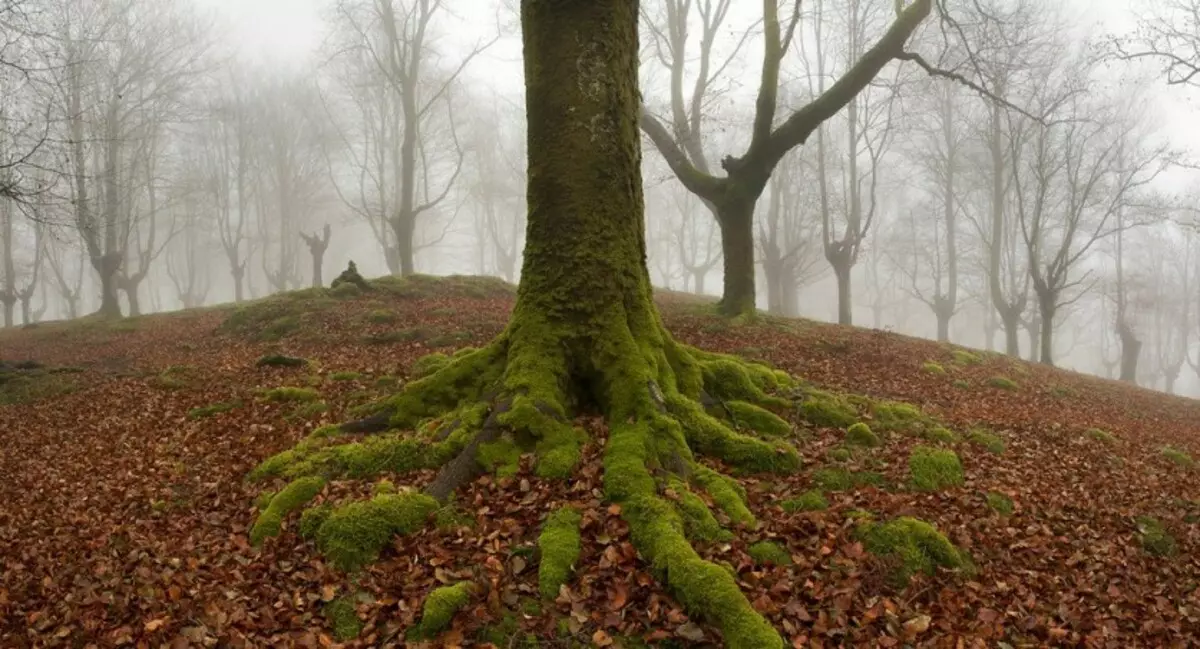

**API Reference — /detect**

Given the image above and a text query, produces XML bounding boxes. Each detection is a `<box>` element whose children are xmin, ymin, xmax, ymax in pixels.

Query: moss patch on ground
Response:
<box><xmin>747</xmin><ymin>540</ymin><xmax>791</xmax><ymax>566</ymax></box>
<box><xmin>188</xmin><ymin>399</ymin><xmax>241</xmax><ymax>420</ymax></box>
<box><xmin>1161</xmin><ymin>446</ymin><xmax>1195</xmax><ymax>469</ymax></box>
<box><xmin>986</xmin><ymin>492</ymin><xmax>1013</xmax><ymax>516</ymax></box>
<box><xmin>966</xmin><ymin>428</ymin><xmax>1006</xmax><ymax>454</ymax></box>
<box><xmin>325</xmin><ymin>596</ymin><xmax>363</xmax><ymax>641</ymax></box>
<box><xmin>845</xmin><ymin>422</ymin><xmax>880</xmax><ymax>447</ymax></box>
<box><xmin>1135</xmin><ymin>516</ymin><xmax>1177</xmax><ymax>556</ymax></box>
<box><xmin>908</xmin><ymin>446</ymin><xmax>964</xmax><ymax>491</ymax></box>
<box><xmin>780</xmin><ymin>490</ymin><xmax>828</xmax><ymax>513</ymax></box>
<box><xmin>415</xmin><ymin>581</ymin><xmax>474</xmax><ymax>638</ymax></box>
<box><xmin>857</xmin><ymin>517</ymin><xmax>969</xmax><ymax>587</ymax></box>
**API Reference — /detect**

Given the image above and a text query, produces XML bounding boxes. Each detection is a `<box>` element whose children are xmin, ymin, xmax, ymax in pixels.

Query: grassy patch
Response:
<box><xmin>0</xmin><ymin>366</ymin><xmax>83</xmax><ymax>405</ymax></box>
<box><xmin>826</xmin><ymin>448</ymin><xmax>852</xmax><ymax>462</ymax></box>
<box><xmin>256</xmin><ymin>354</ymin><xmax>307</xmax><ymax>368</ymax></box>
<box><xmin>921</xmin><ymin>361</ymin><xmax>946</xmax><ymax>375</ymax></box>
<box><xmin>987</xmin><ymin>376</ymin><xmax>1019</xmax><ymax>391</ymax></box>
<box><xmin>260</xmin><ymin>386</ymin><xmax>321</xmax><ymax>403</ymax></box>
<box><xmin>908</xmin><ymin>446</ymin><xmax>964</xmax><ymax>491</ymax></box>
<box><xmin>951</xmin><ymin>379</ymin><xmax>970</xmax><ymax>389</ymax></box>
<box><xmin>1086</xmin><ymin>428</ymin><xmax>1116</xmax><ymax>444</ymax></box>
<box><xmin>330</xmin><ymin>371</ymin><xmax>363</xmax><ymax>381</ymax></box>
<box><xmin>747</xmin><ymin>540</ymin><xmax>791</xmax><ymax>566</ymax></box>
<box><xmin>1135</xmin><ymin>516</ymin><xmax>1176</xmax><ymax>556</ymax></box>
<box><xmin>966</xmin><ymin>428</ymin><xmax>1006</xmax><ymax>454</ymax></box>
<box><xmin>986</xmin><ymin>492</ymin><xmax>1013</xmax><ymax>516</ymax></box>
<box><xmin>812</xmin><ymin>467</ymin><xmax>886</xmax><ymax>491</ymax></box>
<box><xmin>951</xmin><ymin>350</ymin><xmax>982</xmax><ymax>366</ymax></box>
<box><xmin>365</xmin><ymin>309</ymin><xmax>397</xmax><ymax>324</ymax></box>
<box><xmin>921</xmin><ymin>426</ymin><xmax>959</xmax><ymax>444</ymax></box>
<box><xmin>1161</xmin><ymin>446</ymin><xmax>1195</xmax><ymax>469</ymax></box>
<box><xmin>780</xmin><ymin>490</ymin><xmax>828</xmax><ymax>513</ymax></box>
<box><xmin>188</xmin><ymin>400</ymin><xmax>241</xmax><ymax>420</ymax></box>
<box><xmin>289</xmin><ymin>400</ymin><xmax>329</xmax><ymax>420</ymax></box>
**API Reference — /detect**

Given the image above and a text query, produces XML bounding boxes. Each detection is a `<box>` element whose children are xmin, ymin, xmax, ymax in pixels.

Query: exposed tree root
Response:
<box><xmin>250</xmin><ymin>313</ymin><xmax>802</xmax><ymax>647</ymax></box>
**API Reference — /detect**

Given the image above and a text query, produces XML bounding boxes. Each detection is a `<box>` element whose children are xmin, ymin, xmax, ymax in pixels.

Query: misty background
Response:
<box><xmin>0</xmin><ymin>0</ymin><xmax>1198</xmax><ymax>393</ymax></box>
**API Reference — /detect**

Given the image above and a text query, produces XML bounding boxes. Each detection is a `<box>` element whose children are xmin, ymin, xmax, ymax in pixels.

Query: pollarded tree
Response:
<box><xmin>641</xmin><ymin>0</ymin><xmax>934</xmax><ymax>316</ymax></box>
<box><xmin>255</xmin><ymin>2</ymin><xmax>810</xmax><ymax>646</ymax></box>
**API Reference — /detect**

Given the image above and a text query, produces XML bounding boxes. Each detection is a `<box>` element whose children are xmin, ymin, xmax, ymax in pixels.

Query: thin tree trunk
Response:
<box><xmin>715</xmin><ymin>198</ymin><xmax>756</xmax><ymax>317</ymax></box>
<box><xmin>833</xmin><ymin>259</ymin><xmax>852</xmax><ymax>325</ymax></box>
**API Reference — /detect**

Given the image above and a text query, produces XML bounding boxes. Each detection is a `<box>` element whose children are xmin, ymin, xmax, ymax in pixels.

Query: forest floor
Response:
<box><xmin>0</xmin><ymin>274</ymin><xmax>1198</xmax><ymax>648</ymax></box>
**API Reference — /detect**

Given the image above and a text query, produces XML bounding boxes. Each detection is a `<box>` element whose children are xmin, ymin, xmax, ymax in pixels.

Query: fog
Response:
<box><xmin>0</xmin><ymin>0</ymin><xmax>1198</xmax><ymax>394</ymax></box>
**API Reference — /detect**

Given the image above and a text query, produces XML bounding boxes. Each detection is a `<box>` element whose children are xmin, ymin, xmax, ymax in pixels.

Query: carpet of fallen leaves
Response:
<box><xmin>1</xmin><ymin>282</ymin><xmax>1198</xmax><ymax>648</ymax></box>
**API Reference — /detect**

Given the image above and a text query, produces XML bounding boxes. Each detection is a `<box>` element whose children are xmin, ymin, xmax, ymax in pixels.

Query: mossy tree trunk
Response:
<box><xmin>272</xmin><ymin>3</ymin><xmax>802</xmax><ymax>645</ymax></box>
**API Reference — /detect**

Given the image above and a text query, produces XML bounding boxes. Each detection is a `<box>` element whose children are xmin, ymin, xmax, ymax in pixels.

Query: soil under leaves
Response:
<box><xmin>1</xmin><ymin>276</ymin><xmax>1198</xmax><ymax>648</ymax></box>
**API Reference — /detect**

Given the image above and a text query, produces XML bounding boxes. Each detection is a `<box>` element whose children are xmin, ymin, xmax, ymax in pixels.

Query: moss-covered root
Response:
<box><xmin>537</xmin><ymin>506</ymin><xmax>582</xmax><ymax>598</ymax></box>
<box><xmin>606</xmin><ymin>420</ymin><xmax>783</xmax><ymax>649</ymax></box>
<box><xmin>250</xmin><ymin>476</ymin><xmax>326</xmax><ymax>546</ymax></box>
<box><xmin>416</xmin><ymin>581</ymin><xmax>475</xmax><ymax>638</ymax></box>
<box><xmin>314</xmin><ymin>492</ymin><xmax>438</xmax><ymax>571</ymax></box>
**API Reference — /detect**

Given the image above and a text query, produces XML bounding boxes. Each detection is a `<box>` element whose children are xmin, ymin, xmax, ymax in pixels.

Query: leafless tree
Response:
<box><xmin>1112</xmin><ymin>0</ymin><xmax>1200</xmax><ymax>87</ymax></box>
<box><xmin>322</xmin><ymin>0</ymin><xmax>489</xmax><ymax>276</ymax></box>
<box><xmin>301</xmin><ymin>224</ymin><xmax>332</xmax><ymax>288</ymax></box>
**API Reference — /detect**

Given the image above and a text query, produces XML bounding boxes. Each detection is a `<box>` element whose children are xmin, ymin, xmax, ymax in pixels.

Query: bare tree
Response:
<box><xmin>301</xmin><ymin>224</ymin><xmax>332</xmax><ymax>288</ymax></box>
<box><xmin>757</xmin><ymin>150</ymin><xmax>824</xmax><ymax>316</ymax></box>
<box><xmin>1113</xmin><ymin>0</ymin><xmax>1200</xmax><ymax>87</ymax></box>
<box><xmin>641</xmin><ymin>0</ymin><xmax>939</xmax><ymax>316</ymax></box>
<box><xmin>322</xmin><ymin>0</ymin><xmax>487</xmax><ymax>276</ymax></box>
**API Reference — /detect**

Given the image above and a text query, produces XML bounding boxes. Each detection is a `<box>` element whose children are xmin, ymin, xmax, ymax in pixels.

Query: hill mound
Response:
<box><xmin>0</xmin><ymin>275</ymin><xmax>1196</xmax><ymax>647</ymax></box>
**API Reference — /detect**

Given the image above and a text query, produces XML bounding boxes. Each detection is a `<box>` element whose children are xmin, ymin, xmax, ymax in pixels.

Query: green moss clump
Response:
<box><xmin>435</xmin><ymin>505</ymin><xmax>475</xmax><ymax>530</ymax></box>
<box><xmin>922</xmin><ymin>426</ymin><xmax>959</xmax><ymax>444</ymax></box>
<box><xmin>315</xmin><ymin>492</ymin><xmax>438</xmax><ymax>571</ymax></box>
<box><xmin>325</xmin><ymin>597</ymin><xmax>363</xmax><ymax>641</ymax></box>
<box><xmin>1086</xmin><ymin>428</ymin><xmax>1116</xmax><ymax>444</ymax></box>
<box><xmin>857</xmin><ymin>517</ymin><xmax>969</xmax><ymax>587</ymax></box>
<box><xmin>986</xmin><ymin>492</ymin><xmax>1013</xmax><ymax>516</ymax></box>
<box><xmin>366</xmin><ymin>309</ymin><xmax>397</xmax><ymax>324</ymax></box>
<box><xmin>478</xmin><ymin>437</ymin><xmax>522</xmax><ymax>478</ymax></box>
<box><xmin>724</xmin><ymin>400</ymin><xmax>791</xmax><ymax>437</ymax></box>
<box><xmin>250</xmin><ymin>476</ymin><xmax>326</xmax><ymax>545</ymax></box>
<box><xmin>845</xmin><ymin>422</ymin><xmax>880</xmax><ymax>447</ymax></box>
<box><xmin>299</xmin><ymin>503</ymin><xmax>333</xmax><ymax>539</ymax></box>
<box><xmin>416</xmin><ymin>582</ymin><xmax>474</xmax><ymax>638</ymax></box>
<box><xmin>256</xmin><ymin>354</ymin><xmax>307</xmax><ymax>368</ymax></box>
<box><xmin>411</xmin><ymin>352</ymin><xmax>452</xmax><ymax>379</ymax></box>
<box><xmin>826</xmin><ymin>447</ymin><xmax>852</xmax><ymax>462</ymax></box>
<box><xmin>780</xmin><ymin>490</ymin><xmax>827</xmax><ymax>513</ymax></box>
<box><xmin>798</xmin><ymin>391</ymin><xmax>858</xmax><ymax>429</ymax></box>
<box><xmin>951</xmin><ymin>379</ymin><xmax>970</xmax><ymax>389</ymax></box>
<box><xmin>747</xmin><ymin>540</ymin><xmax>791</xmax><ymax>566</ymax></box>
<box><xmin>987</xmin><ymin>376</ymin><xmax>1019</xmax><ymax>391</ymax></box>
<box><xmin>870</xmin><ymin>400</ymin><xmax>928</xmax><ymax>434</ymax></box>
<box><xmin>922</xmin><ymin>361</ymin><xmax>946</xmax><ymax>375</ymax></box>
<box><xmin>330</xmin><ymin>371</ymin><xmax>363</xmax><ymax>381</ymax></box>
<box><xmin>1135</xmin><ymin>516</ymin><xmax>1177</xmax><ymax>556</ymax></box>
<box><xmin>254</xmin><ymin>490</ymin><xmax>275</xmax><ymax>511</ymax></box>
<box><xmin>260</xmin><ymin>386</ymin><xmax>321</xmax><ymax>402</ymax></box>
<box><xmin>966</xmin><ymin>429</ymin><xmax>1005</xmax><ymax>454</ymax></box>
<box><xmin>373</xmin><ymin>479</ymin><xmax>396</xmax><ymax>495</ymax></box>
<box><xmin>1161</xmin><ymin>446</ymin><xmax>1195</xmax><ymax>469</ymax></box>
<box><xmin>908</xmin><ymin>446</ymin><xmax>964</xmax><ymax>491</ymax></box>
<box><xmin>330</xmin><ymin>282</ymin><xmax>361</xmax><ymax>299</ymax></box>
<box><xmin>289</xmin><ymin>400</ymin><xmax>329</xmax><ymax>420</ymax></box>
<box><xmin>537</xmin><ymin>507</ymin><xmax>583</xmax><ymax>598</ymax></box>
<box><xmin>188</xmin><ymin>400</ymin><xmax>241</xmax><ymax>420</ymax></box>
<box><xmin>951</xmin><ymin>350</ymin><xmax>982</xmax><ymax>365</ymax></box>
<box><xmin>813</xmin><ymin>467</ymin><xmax>853</xmax><ymax>491</ymax></box>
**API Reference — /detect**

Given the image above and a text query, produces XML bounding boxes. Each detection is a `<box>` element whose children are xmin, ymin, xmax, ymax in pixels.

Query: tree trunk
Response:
<box><xmin>762</xmin><ymin>259</ymin><xmax>782</xmax><ymax>315</ymax></box>
<box><xmin>1118</xmin><ymin>320</ymin><xmax>1140</xmax><ymax>383</ymax></box>
<box><xmin>1038</xmin><ymin>298</ymin><xmax>1054</xmax><ymax>365</ymax></box>
<box><xmin>311</xmin><ymin>252</ymin><xmax>324</xmax><ymax>288</ymax></box>
<box><xmin>394</xmin><ymin>216</ymin><xmax>416</xmax><ymax>277</ymax></box>
<box><xmin>121</xmin><ymin>277</ymin><xmax>143</xmax><ymax>318</ymax></box>
<box><xmin>693</xmin><ymin>270</ymin><xmax>705</xmax><ymax>296</ymax></box>
<box><xmin>715</xmin><ymin>198</ymin><xmax>755</xmax><ymax>317</ymax></box>
<box><xmin>999</xmin><ymin>310</ymin><xmax>1020</xmax><ymax>357</ymax></box>
<box><xmin>274</xmin><ymin>4</ymin><xmax>794</xmax><ymax>646</ymax></box>
<box><xmin>232</xmin><ymin>266</ymin><xmax>245</xmax><ymax>303</ymax></box>
<box><xmin>935</xmin><ymin>310</ymin><xmax>950</xmax><ymax>343</ymax></box>
<box><xmin>1</xmin><ymin>300</ymin><xmax>12</xmax><ymax>328</ymax></box>
<box><xmin>19</xmin><ymin>296</ymin><xmax>30</xmax><ymax>325</ymax></box>
<box><xmin>832</xmin><ymin>259</ymin><xmax>852</xmax><ymax>326</ymax></box>
<box><xmin>93</xmin><ymin>253</ymin><xmax>122</xmax><ymax>318</ymax></box>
